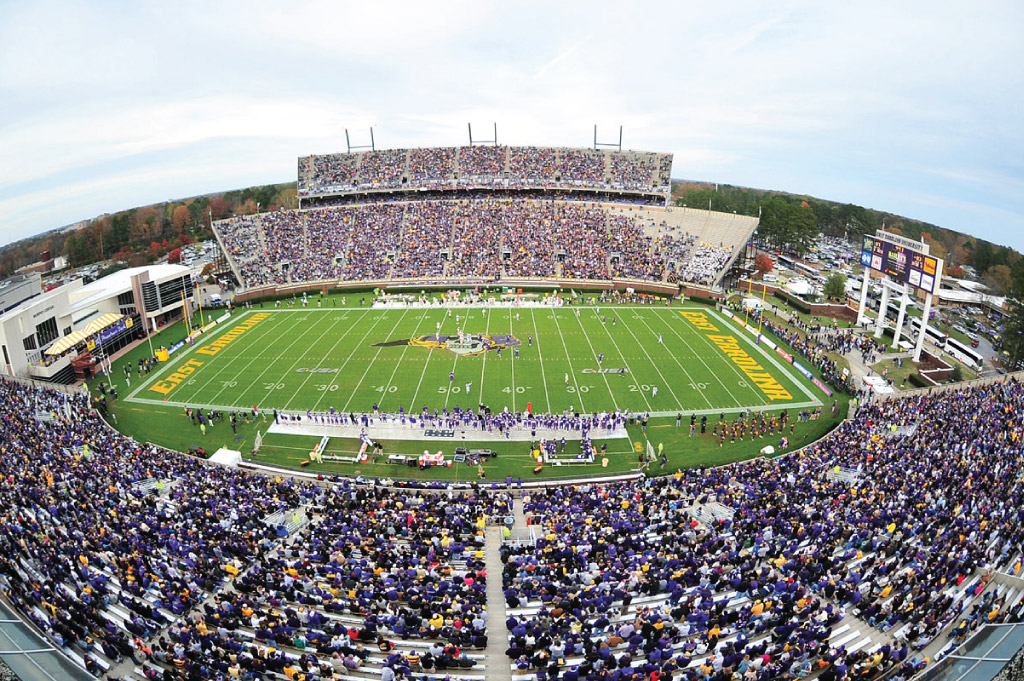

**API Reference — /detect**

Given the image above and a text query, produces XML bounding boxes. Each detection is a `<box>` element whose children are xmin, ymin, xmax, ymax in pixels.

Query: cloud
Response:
<box><xmin>0</xmin><ymin>0</ymin><xmax>1022</xmax><ymax>253</ymax></box>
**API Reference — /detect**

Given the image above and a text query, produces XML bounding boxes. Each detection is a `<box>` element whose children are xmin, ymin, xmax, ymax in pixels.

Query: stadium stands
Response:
<box><xmin>0</xmin><ymin>376</ymin><xmax>504</xmax><ymax>681</ymax></box>
<box><xmin>215</xmin><ymin>201</ymin><xmax>756</xmax><ymax>290</ymax></box>
<box><xmin>297</xmin><ymin>146</ymin><xmax>673</xmax><ymax>201</ymax></box>
<box><xmin>500</xmin><ymin>379</ymin><xmax>1024</xmax><ymax>680</ymax></box>
<box><xmin>3</xmin><ymin>370</ymin><xmax>1024</xmax><ymax>679</ymax></box>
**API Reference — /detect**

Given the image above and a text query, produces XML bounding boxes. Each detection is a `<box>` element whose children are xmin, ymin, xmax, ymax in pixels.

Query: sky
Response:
<box><xmin>1</xmin><ymin>0</ymin><xmax>1023</xmax><ymax>253</ymax></box>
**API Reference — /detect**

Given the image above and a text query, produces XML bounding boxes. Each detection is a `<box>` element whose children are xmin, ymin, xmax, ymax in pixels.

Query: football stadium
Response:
<box><xmin>1</xmin><ymin>142</ymin><xmax>1023</xmax><ymax>681</ymax></box>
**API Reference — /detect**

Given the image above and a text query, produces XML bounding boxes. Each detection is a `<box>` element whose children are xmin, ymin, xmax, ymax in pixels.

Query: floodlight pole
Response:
<box><xmin>345</xmin><ymin>128</ymin><xmax>376</xmax><ymax>153</ymax></box>
<box><xmin>467</xmin><ymin>123</ymin><xmax>498</xmax><ymax>146</ymax></box>
<box><xmin>594</xmin><ymin>125</ymin><xmax>624</xmax><ymax>151</ymax></box>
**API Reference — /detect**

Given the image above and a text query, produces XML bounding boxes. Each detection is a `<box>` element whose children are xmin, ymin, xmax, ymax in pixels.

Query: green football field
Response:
<box><xmin>125</xmin><ymin>305</ymin><xmax>821</xmax><ymax>417</ymax></box>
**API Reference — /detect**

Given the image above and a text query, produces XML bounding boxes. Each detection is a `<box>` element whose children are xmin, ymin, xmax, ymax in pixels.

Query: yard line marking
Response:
<box><xmin>530</xmin><ymin>307</ymin><xmax>552</xmax><ymax>412</ymax></box>
<box><xmin>255</xmin><ymin>310</ymin><xmax>359</xmax><ymax>408</ymax></box>
<box><xmin>281</xmin><ymin>309</ymin><xmax>370</xmax><ymax>410</ymax></box>
<box><xmin>177</xmin><ymin>310</ymin><xmax>294</xmax><ymax>400</ymax></box>
<box><xmin>508</xmin><ymin>308</ymin><xmax>516</xmax><ymax>412</ymax></box>
<box><xmin>630</xmin><ymin>310</ymin><xmax>714</xmax><ymax>408</ymax></box>
<box><xmin>311</xmin><ymin>311</ymin><xmax>392</xmax><ymax>411</ymax></box>
<box><xmin>551</xmin><ymin>309</ymin><xmax>587</xmax><ymax>412</ymax></box>
<box><xmin>478</xmin><ymin>306</ymin><xmax>493</xmax><ymax>405</ymax></box>
<box><xmin>229</xmin><ymin>315</ymin><xmax>328</xmax><ymax>405</ymax></box>
<box><xmin>409</xmin><ymin>310</ymin><xmax>445</xmax><ymax>409</ymax></box>
<box><xmin>657</xmin><ymin>310</ymin><xmax>763</xmax><ymax>406</ymax></box>
<box><xmin>617</xmin><ymin>310</ymin><xmax>687</xmax><ymax>410</ymax></box>
<box><xmin>204</xmin><ymin>312</ymin><xmax>303</xmax><ymax>405</ymax></box>
<box><xmin>651</xmin><ymin>310</ymin><xmax>746</xmax><ymax>406</ymax></box>
<box><xmin>580</xmin><ymin>309</ymin><xmax>645</xmax><ymax>411</ymax></box>
<box><xmin>342</xmin><ymin>309</ymin><xmax>411</xmax><ymax>412</ymax></box>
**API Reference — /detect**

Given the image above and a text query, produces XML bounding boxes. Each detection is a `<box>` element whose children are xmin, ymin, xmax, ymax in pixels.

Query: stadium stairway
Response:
<box><xmin>485</xmin><ymin>520</ymin><xmax>512</xmax><ymax>681</ymax></box>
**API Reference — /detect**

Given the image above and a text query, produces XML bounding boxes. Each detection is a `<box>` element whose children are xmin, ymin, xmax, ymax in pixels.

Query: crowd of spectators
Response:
<box><xmin>558</xmin><ymin>149</ymin><xmax>606</xmax><ymax>186</ymax></box>
<box><xmin>218</xmin><ymin>201</ymin><xmax>735</xmax><ymax>288</ymax></box>
<box><xmin>745</xmin><ymin>308</ymin><xmax>867</xmax><ymax>393</ymax></box>
<box><xmin>608</xmin><ymin>152</ymin><xmax>659</xmax><ymax>191</ymax></box>
<box><xmin>358</xmin><ymin>149</ymin><xmax>408</xmax><ymax>190</ymax></box>
<box><xmin>0</xmin><ymin>378</ymin><xmax>311</xmax><ymax>676</ymax></box>
<box><xmin>457</xmin><ymin>145</ymin><xmax>506</xmax><ymax>180</ymax></box>
<box><xmin>678</xmin><ymin>243</ymin><xmax>734</xmax><ymax>286</ymax></box>
<box><xmin>2</xmin><ymin>355</ymin><xmax>1024</xmax><ymax>681</ymax></box>
<box><xmin>408</xmin><ymin>147</ymin><xmax>456</xmax><ymax>185</ymax></box>
<box><xmin>500</xmin><ymin>378</ymin><xmax>1024</xmax><ymax>681</ymax></box>
<box><xmin>298</xmin><ymin>154</ymin><xmax>359</xmax><ymax>196</ymax></box>
<box><xmin>0</xmin><ymin>376</ymin><xmax>510</xmax><ymax>681</ymax></box>
<box><xmin>296</xmin><ymin>146</ymin><xmax>672</xmax><ymax>197</ymax></box>
<box><xmin>296</xmin><ymin>405</ymin><xmax>631</xmax><ymax>439</ymax></box>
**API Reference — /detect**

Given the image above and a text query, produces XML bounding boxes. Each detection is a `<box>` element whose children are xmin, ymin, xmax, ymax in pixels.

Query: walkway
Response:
<box><xmin>485</xmin><ymin>522</ymin><xmax>511</xmax><ymax>680</ymax></box>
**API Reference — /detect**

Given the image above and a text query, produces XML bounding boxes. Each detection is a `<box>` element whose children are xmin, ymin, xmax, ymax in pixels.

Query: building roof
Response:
<box><xmin>70</xmin><ymin>264</ymin><xmax>190</xmax><ymax>309</ymax></box>
<box><xmin>937</xmin><ymin>288</ymin><xmax>1005</xmax><ymax>307</ymax></box>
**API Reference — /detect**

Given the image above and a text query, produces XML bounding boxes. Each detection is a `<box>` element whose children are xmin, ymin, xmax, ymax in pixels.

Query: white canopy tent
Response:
<box><xmin>208</xmin><ymin>448</ymin><xmax>242</xmax><ymax>468</ymax></box>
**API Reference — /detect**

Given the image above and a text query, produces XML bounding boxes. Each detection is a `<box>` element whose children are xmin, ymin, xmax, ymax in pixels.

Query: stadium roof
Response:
<box><xmin>0</xmin><ymin>599</ymin><xmax>93</xmax><ymax>681</ymax></box>
<box><xmin>924</xmin><ymin>623</ymin><xmax>1024</xmax><ymax>681</ymax></box>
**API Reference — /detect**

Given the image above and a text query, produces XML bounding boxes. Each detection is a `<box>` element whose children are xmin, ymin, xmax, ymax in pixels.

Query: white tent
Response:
<box><xmin>209</xmin><ymin>448</ymin><xmax>242</xmax><ymax>468</ymax></box>
<box><xmin>742</xmin><ymin>297</ymin><xmax>764</xmax><ymax>310</ymax></box>
<box><xmin>785</xmin><ymin>278</ymin><xmax>816</xmax><ymax>296</ymax></box>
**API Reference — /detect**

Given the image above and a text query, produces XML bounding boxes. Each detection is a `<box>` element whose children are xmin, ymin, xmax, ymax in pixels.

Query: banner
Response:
<box><xmin>758</xmin><ymin>336</ymin><xmax>777</xmax><ymax>350</ymax></box>
<box><xmin>792</xmin><ymin>360</ymin><xmax>813</xmax><ymax>379</ymax></box>
<box><xmin>775</xmin><ymin>347</ymin><xmax>794</xmax><ymax>363</ymax></box>
<box><xmin>98</xmin><ymin>319</ymin><xmax>128</xmax><ymax>344</ymax></box>
<box><xmin>811</xmin><ymin>377</ymin><xmax>834</xmax><ymax>397</ymax></box>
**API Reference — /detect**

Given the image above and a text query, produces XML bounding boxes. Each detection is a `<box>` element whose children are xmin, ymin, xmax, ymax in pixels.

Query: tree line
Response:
<box><xmin>0</xmin><ymin>183</ymin><xmax>297</xmax><ymax>279</ymax></box>
<box><xmin>672</xmin><ymin>182</ymin><xmax>1024</xmax><ymax>297</ymax></box>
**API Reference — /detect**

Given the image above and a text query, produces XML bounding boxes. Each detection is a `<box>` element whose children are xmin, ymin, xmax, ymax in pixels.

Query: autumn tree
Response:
<box><xmin>985</xmin><ymin>264</ymin><xmax>1013</xmax><ymax>295</ymax></box>
<box><xmin>209</xmin><ymin>197</ymin><xmax>232</xmax><ymax>220</ymax></box>
<box><xmin>755</xmin><ymin>253</ymin><xmax>774</xmax><ymax>275</ymax></box>
<box><xmin>172</xmin><ymin>205</ymin><xmax>191</xmax><ymax>232</ymax></box>
<box><xmin>920</xmin><ymin>232</ymin><xmax>948</xmax><ymax>262</ymax></box>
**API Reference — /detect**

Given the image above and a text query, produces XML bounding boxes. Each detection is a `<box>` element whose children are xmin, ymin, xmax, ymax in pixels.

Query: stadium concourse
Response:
<box><xmin>2</xmin><ymin>368</ymin><xmax>1024</xmax><ymax>681</ymax></box>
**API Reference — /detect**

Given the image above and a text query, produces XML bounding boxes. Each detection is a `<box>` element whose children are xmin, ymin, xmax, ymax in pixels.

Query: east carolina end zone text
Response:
<box><xmin>679</xmin><ymin>310</ymin><xmax>793</xmax><ymax>401</ymax></box>
<box><xmin>148</xmin><ymin>313</ymin><xmax>272</xmax><ymax>395</ymax></box>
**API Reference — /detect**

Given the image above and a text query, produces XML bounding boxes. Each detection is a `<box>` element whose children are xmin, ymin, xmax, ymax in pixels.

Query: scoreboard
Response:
<box><xmin>861</xmin><ymin>235</ymin><xmax>939</xmax><ymax>293</ymax></box>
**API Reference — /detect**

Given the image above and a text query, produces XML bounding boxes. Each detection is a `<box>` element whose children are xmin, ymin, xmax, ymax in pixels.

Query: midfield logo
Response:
<box><xmin>373</xmin><ymin>333</ymin><xmax>522</xmax><ymax>357</ymax></box>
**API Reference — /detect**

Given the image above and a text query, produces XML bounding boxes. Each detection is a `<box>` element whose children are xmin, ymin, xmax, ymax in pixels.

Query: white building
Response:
<box><xmin>0</xmin><ymin>265</ymin><xmax>194</xmax><ymax>383</ymax></box>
